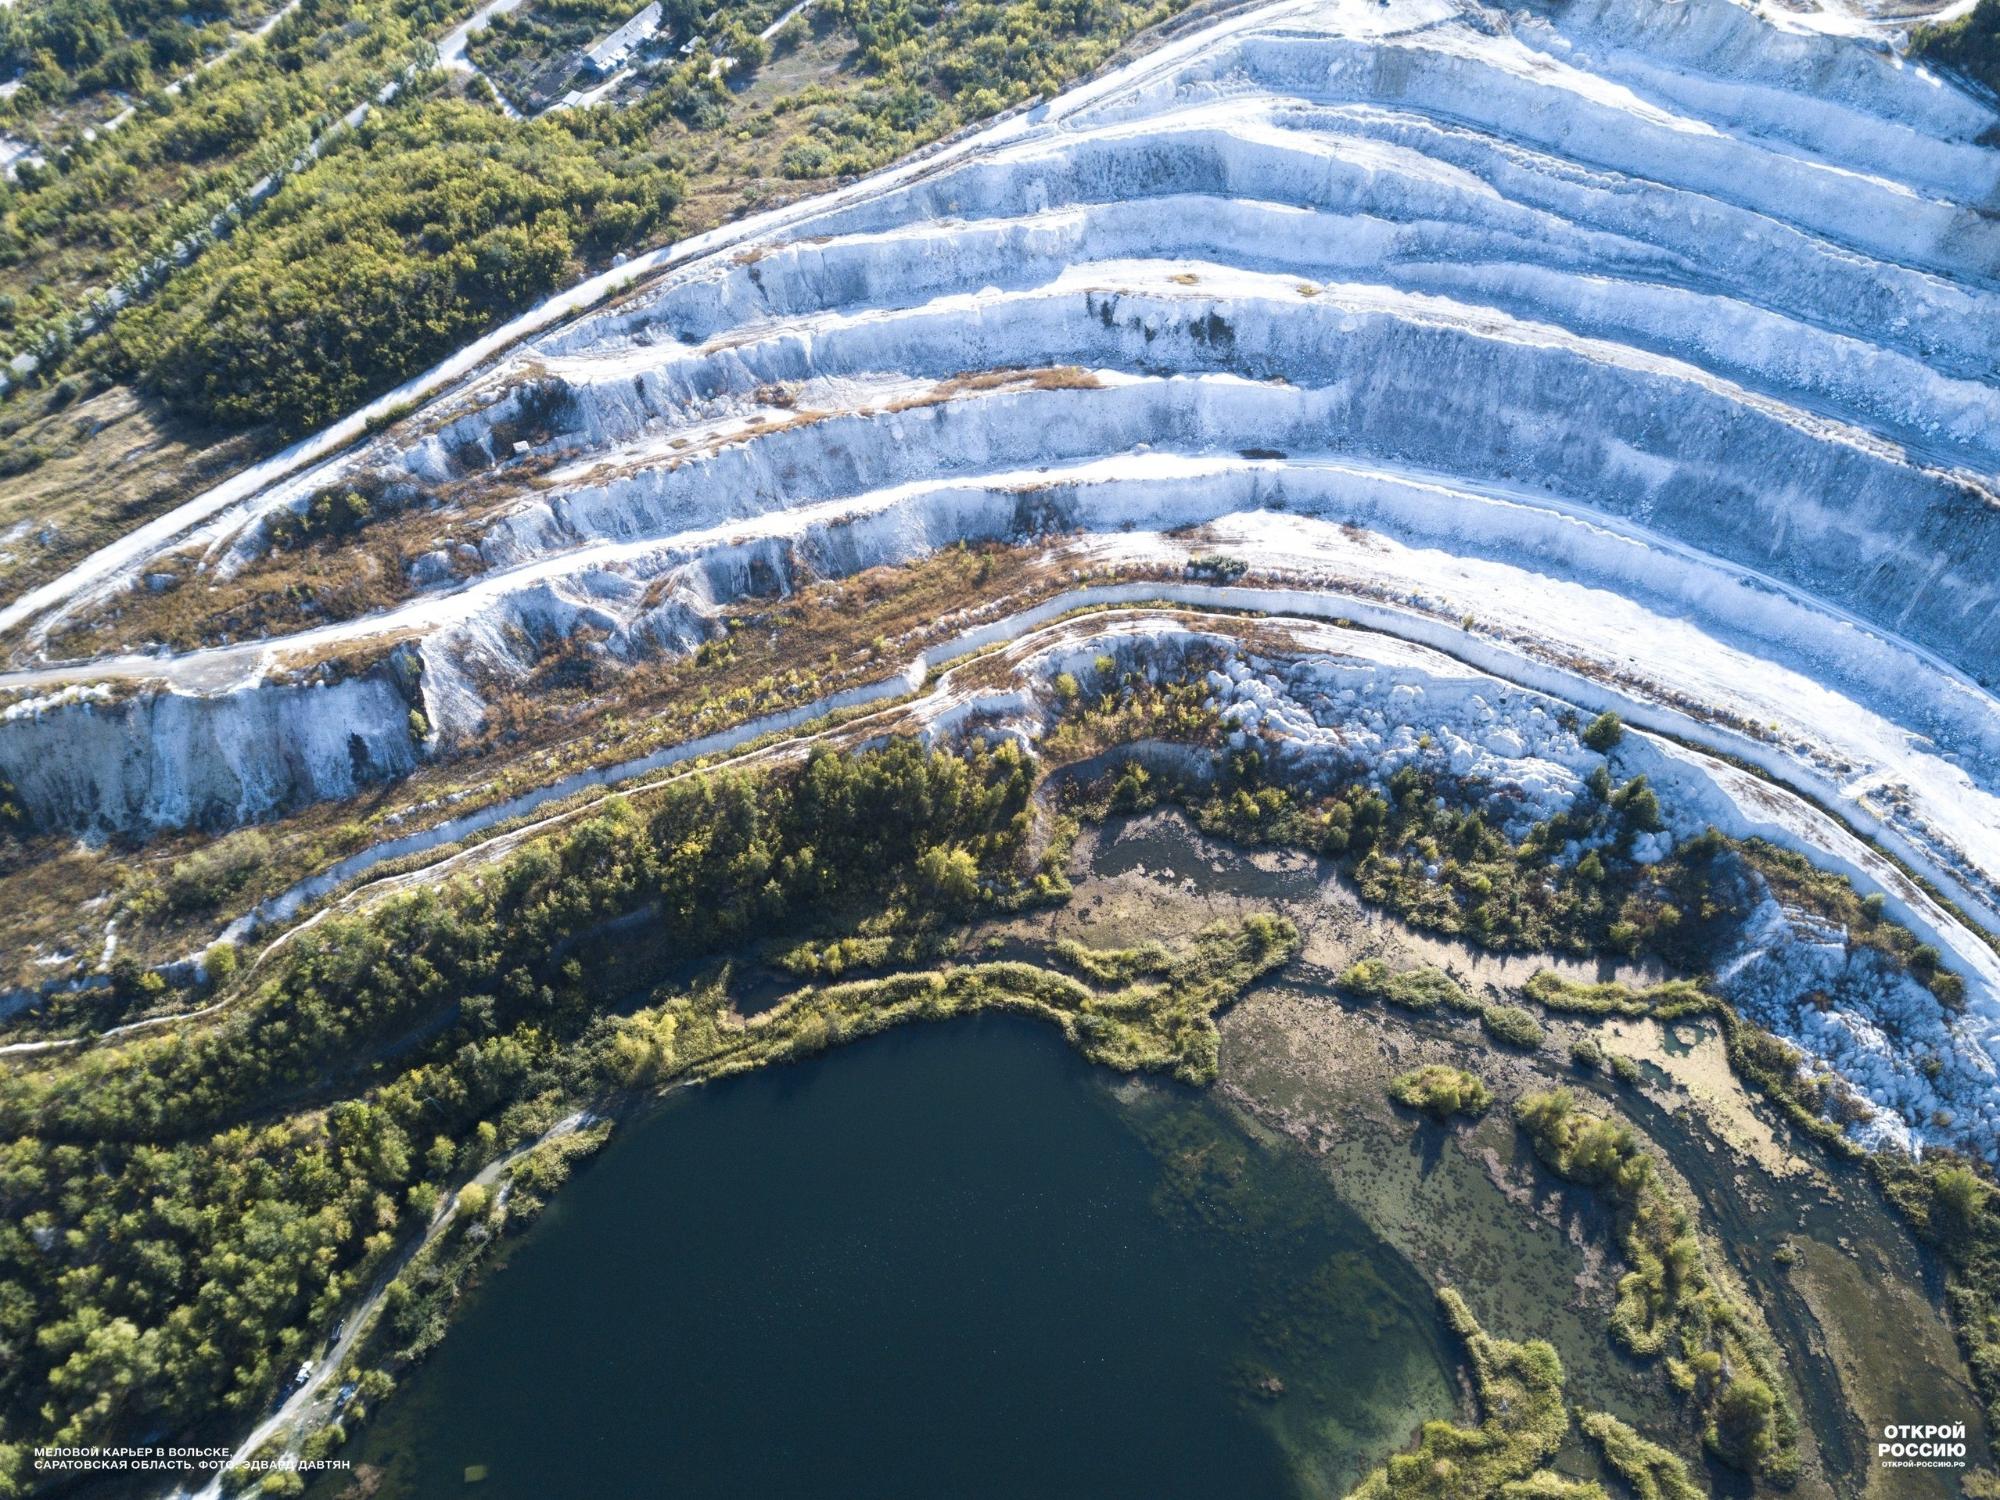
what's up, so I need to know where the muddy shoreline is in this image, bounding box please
[1050,810,1988,1498]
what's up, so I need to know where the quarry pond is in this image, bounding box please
[320,813,1991,1500]
[324,1014,1459,1499]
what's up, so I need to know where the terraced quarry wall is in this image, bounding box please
[3,0,1999,1153]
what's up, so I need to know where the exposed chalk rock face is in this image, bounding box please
[12,0,2000,768]
[4,0,2000,1129]
[0,673,419,836]
[1718,898,1987,1155]
[1013,623,1607,837]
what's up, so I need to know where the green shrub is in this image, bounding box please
[613,915,1299,1093]
[1581,711,1626,753]
[1389,1064,1491,1121]
[1933,1165,1992,1234]
[1578,1409,1701,1500]
[1349,1288,1578,1499]
[204,941,239,986]
[1524,971,1713,1020]
[1340,958,1481,1013]
[1707,1373,1779,1472]
[160,829,271,914]
[1052,939,1174,986]
[267,487,375,549]
[1483,1004,1545,1050]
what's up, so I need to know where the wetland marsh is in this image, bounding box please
[322,813,1988,1499]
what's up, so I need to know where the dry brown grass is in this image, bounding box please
[0,386,266,652]
[43,361,1111,661]
[925,366,1104,399]
[41,477,525,658]
[851,366,1110,420]
[470,538,1053,752]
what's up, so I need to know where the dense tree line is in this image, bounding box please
[0,0,475,367]
[1914,0,2000,95]
[827,0,1176,113]
[770,0,1187,179]
[2,0,1194,438]
[107,90,679,433]
[462,0,637,108]
[0,740,1034,1492]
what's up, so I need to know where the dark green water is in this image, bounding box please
[334,1016,1457,1498]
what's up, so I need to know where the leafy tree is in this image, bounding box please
[917,843,981,906]
[1581,711,1625,753]
[1707,1374,1777,1471]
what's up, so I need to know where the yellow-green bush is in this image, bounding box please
[1514,1090,1797,1483]
[1389,1065,1491,1122]
[1348,1288,1589,1500]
